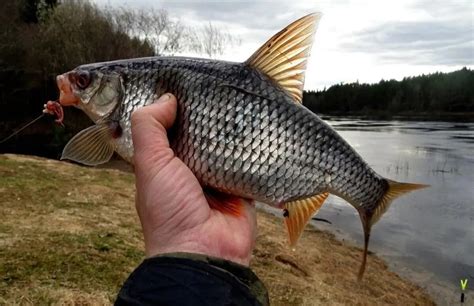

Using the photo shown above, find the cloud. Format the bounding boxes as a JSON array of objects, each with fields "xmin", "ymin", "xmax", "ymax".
[
  {"xmin": 94, "ymin": 0, "xmax": 317, "ymax": 30},
  {"xmin": 340, "ymin": 0, "xmax": 473, "ymax": 66},
  {"xmin": 410, "ymin": 0, "xmax": 473, "ymax": 18},
  {"xmin": 92, "ymin": 0, "xmax": 318, "ymax": 55},
  {"xmin": 91, "ymin": 0, "xmax": 473, "ymax": 88},
  {"xmin": 160, "ymin": 1, "xmax": 308, "ymax": 29}
]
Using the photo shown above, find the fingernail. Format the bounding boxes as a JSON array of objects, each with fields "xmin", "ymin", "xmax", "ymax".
[{"xmin": 157, "ymin": 94, "xmax": 170, "ymax": 104}]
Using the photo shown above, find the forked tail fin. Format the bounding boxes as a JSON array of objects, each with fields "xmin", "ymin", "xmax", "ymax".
[{"xmin": 357, "ymin": 179, "xmax": 429, "ymax": 280}]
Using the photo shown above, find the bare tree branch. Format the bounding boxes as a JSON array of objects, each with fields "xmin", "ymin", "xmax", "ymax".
[
  {"xmin": 189, "ymin": 22, "xmax": 241, "ymax": 58},
  {"xmin": 108, "ymin": 7, "xmax": 240, "ymax": 58}
]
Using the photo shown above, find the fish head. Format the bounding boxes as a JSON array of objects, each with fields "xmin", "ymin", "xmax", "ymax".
[{"xmin": 56, "ymin": 67, "xmax": 122, "ymax": 120}]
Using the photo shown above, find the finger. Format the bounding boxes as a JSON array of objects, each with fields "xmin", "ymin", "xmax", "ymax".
[
  {"xmin": 131, "ymin": 93, "xmax": 177, "ymax": 150},
  {"xmin": 131, "ymin": 94, "xmax": 177, "ymax": 172}
]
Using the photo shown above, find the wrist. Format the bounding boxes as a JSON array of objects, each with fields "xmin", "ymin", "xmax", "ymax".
[{"xmin": 144, "ymin": 230, "xmax": 252, "ymax": 266}]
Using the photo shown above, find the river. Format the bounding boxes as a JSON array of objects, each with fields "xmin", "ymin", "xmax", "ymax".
[{"xmin": 309, "ymin": 118, "xmax": 474, "ymax": 305}]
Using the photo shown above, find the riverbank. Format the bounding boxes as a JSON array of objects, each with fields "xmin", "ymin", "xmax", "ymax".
[{"xmin": 0, "ymin": 154, "xmax": 435, "ymax": 305}]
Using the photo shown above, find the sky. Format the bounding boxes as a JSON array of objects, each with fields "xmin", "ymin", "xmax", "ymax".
[{"xmin": 92, "ymin": 0, "xmax": 473, "ymax": 90}]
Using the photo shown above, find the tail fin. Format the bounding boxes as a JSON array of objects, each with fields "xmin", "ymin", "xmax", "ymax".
[{"xmin": 357, "ymin": 179, "xmax": 429, "ymax": 280}]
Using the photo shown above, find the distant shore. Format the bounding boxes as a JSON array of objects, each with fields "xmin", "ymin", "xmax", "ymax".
[{"xmin": 317, "ymin": 111, "xmax": 474, "ymax": 122}]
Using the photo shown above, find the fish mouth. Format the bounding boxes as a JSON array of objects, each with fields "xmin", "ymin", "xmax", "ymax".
[{"xmin": 56, "ymin": 73, "xmax": 79, "ymax": 106}]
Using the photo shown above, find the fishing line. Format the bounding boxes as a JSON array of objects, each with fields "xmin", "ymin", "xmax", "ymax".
[{"xmin": 0, "ymin": 114, "xmax": 46, "ymax": 144}]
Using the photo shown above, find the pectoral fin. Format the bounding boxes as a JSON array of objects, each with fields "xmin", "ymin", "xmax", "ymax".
[
  {"xmin": 283, "ymin": 192, "xmax": 329, "ymax": 246},
  {"xmin": 61, "ymin": 123, "xmax": 115, "ymax": 166}
]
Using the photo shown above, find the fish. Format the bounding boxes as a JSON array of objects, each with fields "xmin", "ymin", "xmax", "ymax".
[{"xmin": 50, "ymin": 13, "xmax": 428, "ymax": 279}]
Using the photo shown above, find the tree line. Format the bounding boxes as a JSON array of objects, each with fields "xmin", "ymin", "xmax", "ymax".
[
  {"xmin": 303, "ymin": 68, "xmax": 474, "ymax": 117},
  {"xmin": 0, "ymin": 0, "xmax": 237, "ymax": 157}
]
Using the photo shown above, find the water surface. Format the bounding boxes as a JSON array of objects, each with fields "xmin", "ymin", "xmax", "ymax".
[{"xmin": 312, "ymin": 119, "xmax": 474, "ymax": 305}]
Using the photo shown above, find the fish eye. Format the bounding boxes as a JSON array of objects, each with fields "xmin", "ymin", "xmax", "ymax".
[{"xmin": 75, "ymin": 71, "xmax": 91, "ymax": 89}]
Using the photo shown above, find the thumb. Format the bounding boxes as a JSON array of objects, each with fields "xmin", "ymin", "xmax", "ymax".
[{"xmin": 131, "ymin": 94, "xmax": 177, "ymax": 173}]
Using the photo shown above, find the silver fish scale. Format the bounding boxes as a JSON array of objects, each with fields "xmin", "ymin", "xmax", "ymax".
[{"xmin": 81, "ymin": 57, "xmax": 387, "ymax": 213}]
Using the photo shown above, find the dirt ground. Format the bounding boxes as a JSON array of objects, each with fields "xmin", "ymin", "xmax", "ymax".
[{"xmin": 0, "ymin": 154, "xmax": 435, "ymax": 305}]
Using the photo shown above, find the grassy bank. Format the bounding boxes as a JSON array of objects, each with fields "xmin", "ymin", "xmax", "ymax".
[{"xmin": 0, "ymin": 154, "xmax": 435, "ymax": 305}]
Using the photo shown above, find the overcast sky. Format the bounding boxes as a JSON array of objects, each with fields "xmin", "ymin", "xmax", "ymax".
[{"xmin": 92, "ymin": 0, "xmax": 473, "ymax": 90}]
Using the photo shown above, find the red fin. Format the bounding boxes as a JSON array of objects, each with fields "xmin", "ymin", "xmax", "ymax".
[
  {"xmin": 204, "ymin": 188, "xmax": 243, "ymax": 217},
  {"xmin": 283, "ymin": 192, "xmax": 329, "ymax": 246}
]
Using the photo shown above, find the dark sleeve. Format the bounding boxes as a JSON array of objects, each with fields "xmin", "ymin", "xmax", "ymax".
[{"xmin": 115, "ymin": 252, "xmax": 269, "ymax": 306}]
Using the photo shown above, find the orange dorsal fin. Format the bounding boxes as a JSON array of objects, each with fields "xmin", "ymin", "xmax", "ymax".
[
  {"xmin": 246, "ymin": 13, "xmax": 321, "ymax": 103},
  {"xmin": 204, "ymin": 188, "xmax": 243, "ymax": 217},
  {"xmin": 283, "ymin": 192, "xmax": 329, "ymax": 246}
]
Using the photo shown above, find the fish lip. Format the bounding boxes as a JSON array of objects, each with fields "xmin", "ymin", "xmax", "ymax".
[{"xmin": 56, "ymin": 73, "xmax": 79, "ymax": 106}]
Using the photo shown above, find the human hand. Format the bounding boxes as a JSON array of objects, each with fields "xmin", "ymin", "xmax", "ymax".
[{"xmin": 131, "ymin": 94, "xmax": 257, "ymax": 266}]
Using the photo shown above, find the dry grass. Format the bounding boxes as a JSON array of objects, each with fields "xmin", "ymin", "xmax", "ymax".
[
  {"xmin": 253, "ymin": 212, "xmax": 435, "ymax": 305},
  {"xmin": 0, "ymin": 154, "xmax": 435, "ymax": 305}
]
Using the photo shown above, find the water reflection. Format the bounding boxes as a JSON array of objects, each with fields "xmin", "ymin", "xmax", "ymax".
[{"xmin": 312, "ymin": 118, "xmax": 474, "ymax": 305}]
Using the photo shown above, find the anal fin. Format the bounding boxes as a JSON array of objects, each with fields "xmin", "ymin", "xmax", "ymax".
[
  {"xmin": 284, "ymin": 192, "xmax": 329, "ymax": 246},
  {"xmin": 204, "ymin": 188, "xmax": 244, "ymax": 217}
]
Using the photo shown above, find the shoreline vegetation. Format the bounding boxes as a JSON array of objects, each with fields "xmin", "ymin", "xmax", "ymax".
[
  {"xmin": 0, "ymin": 154, "xmax": 435, "ymax": 305},
  {"xmin": 304, "ymin": 68, "xmax": 473, "ymax": 120},
  {"xmin": 0, "ymin": 0, "xmax": 238, "ymax": 158}
]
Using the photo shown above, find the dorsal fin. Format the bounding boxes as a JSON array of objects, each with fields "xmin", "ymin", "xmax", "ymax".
[{"xmin": 246, "ymin": 13, "xmax": 321, "ymax": 103}]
